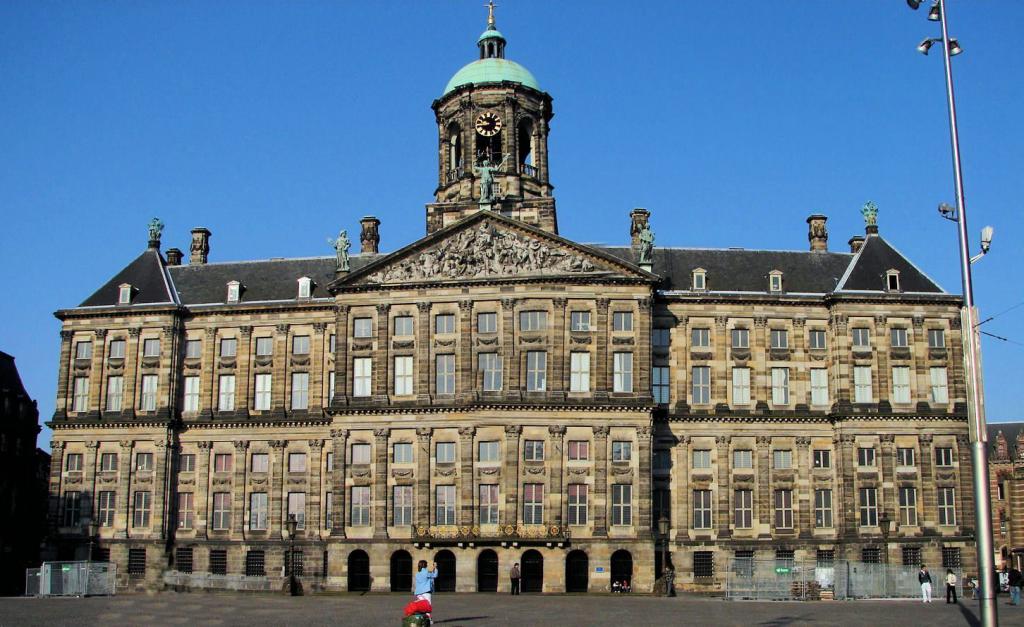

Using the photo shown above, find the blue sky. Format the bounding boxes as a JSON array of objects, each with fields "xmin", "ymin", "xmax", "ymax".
[{"xmin": 2, "ymin": 1, "xmax": 1022, "ymax": 447}]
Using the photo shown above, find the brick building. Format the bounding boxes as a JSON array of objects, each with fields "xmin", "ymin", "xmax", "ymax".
[
  {"xmin": 989, "ymin": 422, "xmax": 1024, "ymax": 571},
  {"xmin": 46, "ymin": 10, "xmax": 976, "ymax": 593}
]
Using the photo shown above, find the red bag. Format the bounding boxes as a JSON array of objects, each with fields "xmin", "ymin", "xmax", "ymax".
[{"xmin": 403, "ymin": 599, "xmax": 432, "ymax": 617}]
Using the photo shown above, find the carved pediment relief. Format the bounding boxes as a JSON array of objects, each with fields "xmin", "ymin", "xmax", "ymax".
[
  {"xmin": 436, "ymin": 466, "xmax": 458, "ymax": 477},
  {"xmin": 567, "ymin": 467, "xmax": 589, "ymax": 476},
  {"xmin": 477, "ymin": 466, "xmax": 500, "ymax": 476}
]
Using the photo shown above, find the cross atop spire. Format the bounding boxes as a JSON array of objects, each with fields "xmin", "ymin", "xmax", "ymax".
[{"xmin": 485, "ymin": 1, "xmax": 497, "ymax": 29}]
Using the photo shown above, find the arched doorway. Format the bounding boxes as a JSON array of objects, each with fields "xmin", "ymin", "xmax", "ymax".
[
  {"xmin": 565, "ymin": 550, "xmax": 589, "ymax": 593},
  {"xmin": 477, "ymin": 549, "xmax": 499, "ymax": 592},
  {"xmin": 610, "ymin": 550, "xmax": 633, "ymax": 589},
  {"xmin": 434, "ymin": 550, "xmax": 456, "ymax": 592},
  {"xmin": 390, "ymin": 550, "xmax": 412, "ymax": 592},
  {"xmin": 347, "ymin": 550, "xmax": 370, "ymax": 592},
  {"xmin": 521, "ymin": 549, "xmax": 543, "ymax": 593}
]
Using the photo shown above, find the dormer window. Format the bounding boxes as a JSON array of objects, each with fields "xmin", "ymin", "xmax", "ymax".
[
  {"xmin": 692, "ymin": 268, "xmax": 707, "ymax": 291},
  {"xmin": 226, "ymin": 281, "xmax": 241, "ymax": 303},
  {"xmin": 297, "ymin": 277, "xmax": 312, "ymax": 299},
  {"xmin": 769, "ymin": 270, "xmax": 783, "ymax": 293},
  {"xmin": 885, "ymin": 269, "xmax": 901, "ymax": 292},
  {"xmin": 118, "ymin": 283, "xmax": 133, "ymax": 305}
]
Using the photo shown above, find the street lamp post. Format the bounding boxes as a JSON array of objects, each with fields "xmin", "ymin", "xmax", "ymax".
[
  {"xmin": 657, "ymin": 514, "xmax": 671, "ymax": 597},
  {"xmin": 880, "ymin": 511, "xmax": 892, "ymax": 598},
  {"xmin": 86, "ymin": 521, "xmax": 98, "ymax": 562},
  {"xmin": 286, "ymin": 514, "xmax": 298, "ymax": 597}
]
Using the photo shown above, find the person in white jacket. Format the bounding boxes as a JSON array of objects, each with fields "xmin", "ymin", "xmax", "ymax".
[{"xmin": 945, "ymin": 569, "xmax": 958, "ymax": 604}]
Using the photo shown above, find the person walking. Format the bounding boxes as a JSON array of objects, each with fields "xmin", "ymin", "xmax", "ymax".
[
  {"xmin": 945, "ymin": 569, "xmax": 958, "ymax": 604},
  {"xmin": 919, "ymin": 565, "xmax": 933, "ymax": 603},
  {"xmin": 510, "ymin": 562, "xmax": 521, "ymax": 595},
  {"xmin": 1009, "ymin": 565, "xmax": 1022, "ymax": 606}
]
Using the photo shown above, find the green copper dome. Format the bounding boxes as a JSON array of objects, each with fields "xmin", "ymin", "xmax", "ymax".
[
  {"xmin": 478, "ymin": 28, "xmax": 505, "ymax": 43},
  {"xmin": 443, "ymin": 58, "xmax": 540, "ymax": 97}
]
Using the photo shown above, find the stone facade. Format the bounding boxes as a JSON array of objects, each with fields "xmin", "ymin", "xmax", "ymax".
[{"xmin": 988, "ymin": 423, "xmax": 1024, "ymax": 571}]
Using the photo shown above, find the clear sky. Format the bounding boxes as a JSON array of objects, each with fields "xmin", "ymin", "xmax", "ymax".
[{"xmin": 2, "ymin": 1, "xmax": 1022, "ymax": 448}]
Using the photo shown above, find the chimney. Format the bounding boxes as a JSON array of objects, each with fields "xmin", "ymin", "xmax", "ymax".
[
  {"xmin": 807, "ymin": 214, "xmax": 828, "ymax": 252},
  {"xmin": 165, "ymin": 248, "xmax": 183, "ymax": 266},
  {"xmin": 629, "ymin": 208, "xmax": 650, "ymax": 247},
  {"xmin": 190, "ymin": 227, "xmax": 211, "ymax": 265},
  {"xmin": 849, "ymin": 235, "xmax": 865, "ymax": 254},
  {"xmin": 360, "ymin": 216, "xmax": 381, "ymax": 255}
]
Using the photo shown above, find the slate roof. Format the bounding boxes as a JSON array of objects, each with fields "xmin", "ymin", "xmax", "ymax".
[
  {"xmin": 989, "ymin": 422, "xmax": 1024, "ymax": 460},
  {"xmin": 79, "ymin": 248, "xmax": 176, "ymax": 307},
  {"xmin": 836, "ymin": 234, "xmax": 944, "ymax": 293}
]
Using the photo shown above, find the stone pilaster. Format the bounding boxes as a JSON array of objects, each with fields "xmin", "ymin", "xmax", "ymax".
[
  {"xmin": 330, "ymin": 429, "xmax": 348, "ymax": 536},
  {"xmin": 458, "ymin": 300, "xmax": 474, "ymax": 398},
  {"xmin": 231, "ymin": 440, "xmax": 248, "ymax": 540},
  {"xmin": 501, "ymin": 299, "xmax": 519, "ymax": 395},
  {"xmin": 236, "ymin": 326, "xmax": 252, "ymax": 416},
  {"xmin": 549, "ymin": 425, "xmax": 566, "ymax": 527},
  {"xmin": 416, "ymin": 428, "xmax": 432, "ymax": 529},
  {"xmin": 459, "ymin": 426, "xmax": 475, "ymax": 526},
  {"xmin": 796, "ymin": 436, "xmax": 812, "ymax": 536},
  {"xmin": 374, "ymin": 429, "xmax": 389, "ymax": 538},
  {"xmin": 756, "ymin": 435, "xmax": 771, "ymax": 537},
  {"xmin": 116, "ymin": 440, "xmax": 134, "ymax": 538},
  {"xmin": 88, "ymin": 329, "xmax": 107, "ymax": 417},
  {"xmin": 676, "ymin": 436, "xmax": 690, "ymax": 537},
  {"xmin": 716, "ymin": 435, "xmax": 731, "ymax": 537},
  {"xmin": 753, "ymin": 317, "xmax": 769, "ymax": 405},
  {"xmin": 195, "ymin": 441, "xmax": 212, "ymax": 539},
  {"xmin": 879, "ymin": 435, "xmax": 895, "ymax": 525},
  {"xmin": 153, "ymin": 438, "xmax": 170, "ymax": 538},
  {"xmin": 713, "ymin": 316, "xmax": 729, "ymax": 402},
  {"xmin": 414, "ymin": 303, "xmax": 429, "ymax": 398},
  {"xmin": 333, "ymin": 306, "xmax": 349, "ymax": 405},
  {"xmin": 200, "ymin": 327, "xmax": 217, "ymax": 418},
  {"xmin": 47, "ymin": 441, "xmax": 65, "ymax": 532},
  {"xmin": 308, "ymin": 439, "xmax": 323, "ymax": 535},
  {"xmin": 272, "ymin": 324, "xmax": 289, "ymax": 416},
  {"xmin": 919, "ymin": 434, "xmax": 935, "ymax": 529},
  {"xmin": 161, "ymin": 324, "xmax": 180, "ymax": 419},
  {"xmin": 637, "ymin": 426, "xmax": 653, "ymax": 532},
  {"xmin": 874, "ymin": 316, "xmax": 890, "ymax": 406},
  {"xmin": 54, "ymin": 331, "xmax": 73, "ymax": 419},
  {"xmin": 83, "ymin": 441, "xmax": 99, "ymax": 524},
  {"xmin": 838, "ymin": 434, "xmax": 857, "ymax": 537},
  {"xmin": 637, "ymin": 299, "xmax": 652, "ymax": 398},
  {"xmin": 592, "ymin": 425, "xmax": 609, "ymax": 536},
  {"xmin": 270, "ymin": 440, "xmax": 286, "ymax": 538},
  {"xmin": 122, "ymin": 328, "xmax": 142, "ymax": 419},
  {"xmin": 594, "ymin": 299, "xmax": 609, "ymax": 396},
  {"xmin": 956, "ymin": 434, "xmax": 974, "ymax": 533},
  {"xmin": 503, "ymin": 425, "xmax": 521, "ymax": 526},
  {"xmin": 550, "ymin": 298, "xmax": 567, "ymax": 393},
  {"xmin": 311, "ymin": 323, "xmax": 326, "ymax": 413}
]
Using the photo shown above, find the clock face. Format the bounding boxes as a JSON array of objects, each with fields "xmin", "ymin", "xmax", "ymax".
[{"xmin": 475, "ymin": 112, "xmax": 502, "ymax": 137}]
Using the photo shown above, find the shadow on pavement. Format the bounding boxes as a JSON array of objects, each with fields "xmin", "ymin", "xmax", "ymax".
[
  {"xmin": 433, "ymin": 617, "xmax": 491, "ymax": 624},
  {"xmin": 956, "ymin": 602, "xmax": 980, "ymax": 627}
]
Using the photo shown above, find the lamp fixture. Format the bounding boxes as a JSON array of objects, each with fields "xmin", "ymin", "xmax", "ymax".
[
  {"xmin": 928, "ymin": 2, "xmax": 941, "ymax": 21},
  {"xmin": 949, "ymin": 38, "xmax": 963, "ymax": 56},
  {"xmin": 918, "ymin": 38, "xmax": 936, "ymax": 55}
]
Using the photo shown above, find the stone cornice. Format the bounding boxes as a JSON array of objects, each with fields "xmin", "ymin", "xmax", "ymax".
[{"xmin": 328, "ymin": 402, "xmax": 654, "ymax": 416}]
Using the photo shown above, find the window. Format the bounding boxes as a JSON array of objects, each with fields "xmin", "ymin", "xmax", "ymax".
[
  {"xmin": 774, "ymin": 489, "xmax": 793, "ymax": 529},
  {"xmin": 852, "ymin": 328, "xmax": 871, "ymax": 349},
  {"xmin": 140, "ymin": 374, "xmax": 158, "ymax": 411},
  {"xmin": 185, "ymin": 339, "xmax": 202, "ymax": 359},
  {"xmin": 118, "ymin": 284, "xmax": 133, "ymax": 304},
  {"xmin": 220, "ymin": 338, "xmax": 237, "ymax": 357},
  {"xmin": 254, "ymin": 374, "xmax": 272, "ymax": 411},
  {"xmin": 523, "ymin": 483, "xmax": 544, "ymax": 524},
  {"xmin": 859, "ymin": 487, "xmax": 878, "ymax": 526},
  {"xmin": 733, "ymin": 449, "xmax": 753, "ymax": 469},
  {"xmin": 928, "ymin": 329, "xmax": 946, "ymax": 349},
  {"xmin": 938, "ymin": 488, "xmax": 956, "ymax": 525},
  {"xmin": 134, "ymin": 491, "xmax": 152, "ymax": 527},
  {"xmin": 692, "ymin": 449, "xmax": 712, "ymax": 470},
  {"xmin": 731, "ymin": 328, "xmax": 749, "ymax": 349},
  {"xmin": 886, "ymin": 271, "xmax": 901, "ymax": 292},
  {"xmin": 394, "ymin": 315, "xmax": 414, "ymax": 337},
  {"xmin": 813, "ymin": 449, "xmax": 831, "ymax": 469},
  {"xmin": 810, "ymin": 368, "xmax": 829, "ymax": 406},
  {"xmin": 435, "ymin": 485, "xmax": 456, "ymax": 525},
  {"xmin": 901, "ymin": 546, "xmax": 922, "ymax": 567},
  {"xmin": 734, "ymin": 489, "xmax": 753, "ymax": 529},
  {"xmin": 693, "ymin": 489, "xmax": 713, "ymax": 529},
  {"xmin": 213, "ymin": 453, "xmax": 232, "ymax": 473},
  {"xmin": 479, "ymin": 353, "xmax": 502, "ymax": 391},
  {"xmin": 76, "ymin": 341, "xmax": 93, "ymax": 360},
  {"xmin": 930, "ymin": 367, "xmax": 949, "ymax": 404},
  {"xmin": 570, "ymin": 311, "xmax": 591, "ymax": 332},
  {"xmin": 245, "ymin": 550, "xmax": 265, "ymax": 577},
  {"xmin": 436, "ymin": 442, "xmax": 456, "ymax": 464},
  {"xmin": 291, "ymin": 335, "xmax": 310, "ymax": 356},
  {"xmin": 694, "ymin": 552, "xmax": 714, "ymax": 579},
  {"xmin": 354, "ymin": 317, "xmax": 373, "ymax": 338},
  {"xmin": 568, "ymin": 440, "xmax": 589, "ymax": 461},
  {"xmin": 352, "ymin": 357, "xmax": 372, "ymax": 397},
  {"xmin": 935, "ymin": 447, "xmax": 954, "ymax": 467},
  {"xmin": 178, "ymin": 492, "xmax": 194, "ymax": 530},
  {"xmin": 66, "ymin": 453, "xmax": 83, "ymax": 471},
  {"xmin": 100, "ymin": 452, "xmax": 118, "ymax": 471},
  {"xmin": 942, "ymin": 547, "xmax": 961, "ymax": 569},
  {"xmin": 477, "ymin": 312, "xmax": 497, "ymax": 333},
  {"xmin": 290, "ymin": 372, "xmax": 309, "ymax": 410},
  {"xmin": 136, "ymin": 452, "xmax": 154, "ymax": 471},
  {"xmin": 570, "ymin": 352, "xmax": 591, "ymax": 393},
  {"xmin": 128, "ymin": 548, "xmax": 147, "ymax": 578},
  {"xmin": 814, "ymin": 489, "xmax": 833, "ymax": 528},
  {"xmin": 732, "ymin": 367, "xmax": 750, "ymax": 405},
  {"xmin": 351, "ymin": 443, "xmax": 371, "ymax": 465},
  {"xmin": 769, "ymin": 272, "xmax": 783, "ymax": 293},
  {"xmin": 476, "ymin": 484, "xmax": 499, "ymax": 525},
  {"xmin": 524, "ymin": 440, "xmax": 545, "ymax": 462},
  {"xmin": 478, "ymin": 440, "xmax": 500, "ymax": 463},
  {"xmin": 435, "ymin": 314, "xmax": 456, "ymax": 334},
  {"xmin": 612, "ymin": 441, "xmax": 632, "ymax": 462},
  {"xmin": 691, "ymin": 328, "xmax": 710, "ymax": 348},
  {"xmin": 182, "ymin": 376, "xmax": 200, "ymax": 412},
  {"xmin": 209, "ymin": 549, "xmax": 228, "ymax": 575},
  {"xmin": 613, "ymin": 352, "xmax": 633, "ymax": 393},
  {"xmin": 251, "ymin": 453, "xmax": 269, "ymax": 473},
  {"xmin": 691, "ymin": 366, "xmax": 710, "ymax": 404},
  {"xmin": 652, "ymin": 366, "xmax": 669, "ymax": 404},
  {"xmin": 771, "ymin": 368, "xmax": 789, "ymax": 405},
  {"xmin": 691, "ymin": 269, "xmax": 706, "ymax": 291},
  {"xmin": 352, "ymin": 486, "xmax": 371, "ymax": 526},
  {"xmin": 520, "ymin": 310, "xmax": 547, "ymax": 332},
  {"xmin": 612, "ymin": 484, "xmax": 633, "ymax": 526},
  {"xmin": 329, "ymin": 333, "xmax": 336, "ymax": 353},
  {"xmin": 72, "ymin": 377, "xmax": 90, "ymax": 412},
  {"xmin": 393, "ymin": 442, "xmax": 413, "ymax": 464},
  {"xmin": 770, "ymin": 329, "xmax": 788, "ymax": 350},
  {"xmin": 97, "ymin": 491, "xmax": 116, "ymax": 527},
  {"xmin": 857, "ymin": 447, "xmax": 876, "ymax": 467},
  {"xmin": 652, "ymin": 328, "xmax": 670, "ymax": 348},
  {"xmin": 394, "ymin": 486, "xmax": 413, "ymax": 526},
  {"xmin": 568, "ymin": 484, "xmax": 588, "ymax": 525},
  {"xmin": 328, "ymin": 371, "xmax": 336, "ymax": 403},
  {"xmin": 776, "ymin": 549, "xmax": 795, "ymax": 569},
  {"xmin": 297, "ymin": 276, "xmax": 311, "ymax": 298},
  {"xmin": 612, "ymin": 311, "xmax": 633, "ymax": 332},
  {"xmin": 864, "ymin": 547, "xmax": 882, "ymax": 563},
  {"xmin": 899, "ymin": 487, "xmax": 918, "ymax": 526},
  {"xmin": 109, "ymin": 339, "xmax": 126, "ymax": 359},
  {"xmin": 210, "ymin": 491, "xmax": 231, "ymax": 532},
  {"xmin": 142, "ymin": 338, "xmax": 162, "ymax": 357},
  {"xmin": 288, "ymin": 492, "xmax": 306, "ymax": 529},
  {"xmin": 809, "ymin": 329, "xmax": 827, "ymax": 350},
  {"xmin": 254, "ymin": 337, "xmax": 273, "ymax": 356},
  {"xmin": 217, "ymin": 375, "xmax": 235, "ymax": 411},
  {"xmin": 394, "ymin": 356, "xmax": 413, "ymax": 395},
  {"xmin": 896, "ymin": 447, "xmax": 916, "ymax": 467},
  {"xmin": 247, "ymin": 492, "xmax": 268, "ymax": 530},
  {"xmin": 326, "ymin": 452, "xmax": 334, "ymax": 470},
  {"xmin": 773, "ymin": 449, "xmax": 792, "ymax": 470},
  {"xmin": 62, "ymin": 491, "xmax": 81, "ymax": 527},
  {"xmin": 526, "ymin": 351, "xmax": 546, "ymax": 392},
  {"xmin": 226, "ymin": 281, "xmax": 241, "ymax": 303},
  {"xmin": 854, "ymin": 366, "xmax": 873, "ymax": 403},
  {"xmin": 891, "ymin": 328, "xmax": 908, "ymax": 348},
  {"xmin": 288, "ymin": 452, "xmax": 307, "ymax": 473},
  {"xmin": 892, "ymin": 366, "xmax": 911, "ymax": 404},
  {"xmin": 435, "ymin": 354, "xmax": 455, "ymax": 395}
]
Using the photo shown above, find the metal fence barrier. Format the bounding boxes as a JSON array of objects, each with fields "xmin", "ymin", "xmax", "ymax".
[
  {"xmin": 25, "ymin": 562, "xmax": 117, "ymax": 597},
  {"xmin": 163, "ymin": 571, "xmax": 279, "ymax": 592}
]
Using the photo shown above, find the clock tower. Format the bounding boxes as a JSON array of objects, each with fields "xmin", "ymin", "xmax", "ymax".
[{"xmin": 427, "ymin": 3, "xmax": 557, "ymax": 234}]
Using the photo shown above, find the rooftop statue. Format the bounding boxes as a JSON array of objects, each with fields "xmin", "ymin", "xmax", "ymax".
[
  {"xmin": 148, "ymin": 217, "xmax": 165, "ymax": 243},
  {"xmin": 861, "ymin": 201, "xmax": 879, "ymax": 227},
  {"xmin": 475, "ymin": 153, "xmax": 510, "ymax": 205},
  {"xmin": 328, "ymin": 230, "xmax": 351, "ymax": 272},
  {"xmin": 638, "ymin": 224, "xmax": 655, "ymax": 265}
]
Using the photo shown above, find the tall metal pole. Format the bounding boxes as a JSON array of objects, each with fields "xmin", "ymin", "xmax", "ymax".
[{"xmin": 936, "ymin": 1, "xmax": 997, "ymax": 624}]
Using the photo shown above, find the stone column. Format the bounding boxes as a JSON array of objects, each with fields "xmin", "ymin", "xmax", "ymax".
[
  {"xmin": 503, "ymin": 425, "xmax": 522, "ymax": 526},
  {"xmin": 311, "ymin": 323, "xmax": 327, "ymax": 414},
  {"xmin": 713, "ymin": 316, "xmax": 729, "ymax": 402},
  {"xmin": 756, "ymin": 435, "xmax": 771, "ymax": 537},
  {"xmin": 594, "ymin": 299, "xmax": 610, "ymax": 396},
  {"xmin": 415, "ymin": 427, "xmax": 432, "ymax": 529},
  {"xmin": 676, "ymin": 436, "xmax": 690, "ymax": 537},
  {"xmin": 637, "ymin": 299, "xmax": 653, "ymax": 398},
  {"xmin": 116, "ymin": 440, "xmax": 134, "ymax": 538},
  {"xmin": 838, "ymin": 434, "xmax": 858, "ymax": 537},
  {"xmin": 270, "ymin": 440, "xmax": 286, "ymax": 538},
  {"xmin": 122, "ymin": 328, "xmax": 142, "ymax": 419},
  {"xmin": 592, "ymin": 426, "xmax": 609, "ymax": 536},
  {"xmin": 374, "ymin": 429, "xmax": 389, "ymax": 538},
  {"xmin": 54, "ymin": 331, "xmax": 74, "ymax": 419},
  {"xmin": 200, "ymin": 327, "xmax": 217, "ymax": 419},
  {"xmin": 47, "ymin": 441, "xmax": 65, "ymax": 532},
  {"xmin": 919, "ymin": 434, "xmax": 935, "ymax": 530},
  {"xmin": 160, "ymin": 324, "xmax": 180, "ymax": 420},
  {"xmin": 373, "ymin": 304, "xmax": 391, "ymax": 399},
  {"xmin": 83, "ymin": 441, "xmax": 99, "ymax": 524},
  {"xmin": 874, "ymin": 316, "xmax": 890, "ymax": 406},
  {"xmin": 459, "ymin": 426, "xmax": 476, "ymax": 526},
  {"xmin": 880, "ymin": 435, "xmax": 895, "ymax": 526},
  {"xmin": 549, "ymin": 425, "xmax": 566, "ymax": 527},
  {"xmin": 195, "ymin": 441, "xmax": 212, "ymax": 539},
  {"xmin": 308, "ymin": 439, "xmax": 323, "ymax": 535},
  {"xmin": 458, "ymin": 300, "xmax": 474, "ymax": 399},
  {"xmin": 332, "ymin": 306, "xmax": 349, "ymax": 406},
  {"xmin": 231, "ymin": 440, "xmax": 248, "ymax": 540},
  {"xmin": 674, "ymin": 316, "xmax": 689, "ymax": 409},
  {"xmin": 236, "ymin": 326, "xmax": 253, "ymax": 416},
  {"xmin": 414, "ymin": 302, "xmax": 429, "ymax": 398},
  {"xmin": 753, "ymin": 317, "xmax": 769, "ymax": 405},
  {"xmin": 501, "ymin": 299, "xmax": 519, "ymax": 396},
  {"xmin": 716, "ymin": 435, "xmax": 731, "ymax": 538},
  {"xmin": 273, "ymin": 324, "xmax": 289, "ymax": 417},
  {"xmin": 637, "ymin": 426, "xmax": 653, "ymax": 532},
  {"xmin": 330, "ymin": 429, "xmax": 348, "ymax": 536},
  {"xmin": 89, "ymin": 329, "xmax": 107, "ymax": 417},
  {"xmin": 153, "ymin": 437, "xmax": 170, "ymax": 538},
  {"xmin": 956, "ymin": 434, "xmax": 974, "ymax": 534},
  {"xmin": 550, "ymin": 298, "xmax": 567, "ymax": 394},
  {"xmin": 796, "ymin": 436, "xmax": 812, "ymax": 537}
]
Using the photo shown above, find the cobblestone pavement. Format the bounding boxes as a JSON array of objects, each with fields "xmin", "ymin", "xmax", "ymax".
[{"xmin": 2, "ymin": 592, "xmax": 1018, "ymax": 626}]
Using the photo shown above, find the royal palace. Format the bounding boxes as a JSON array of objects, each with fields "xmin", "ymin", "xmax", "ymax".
[{"xmin": 46, "ymin": 10, "xmax": 977, "ymax": 594}]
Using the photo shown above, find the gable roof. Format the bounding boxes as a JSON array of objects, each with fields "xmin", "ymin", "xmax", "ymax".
[
  {"xmin": 836, "ymin": 234, "xmax": 945, "ymax": 293},
  {"xmin": 79, "ymin": 248, "xmax": 177, "ymax": 307}
]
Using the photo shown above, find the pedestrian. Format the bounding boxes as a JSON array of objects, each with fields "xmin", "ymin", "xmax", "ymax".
[
  {"xmin": 510, "ymin": 562, "xmax": 521, "ymax": 595},
  {"xmin": 414, "ymin": 560, "xmax": 438, "ymax": 608},
  {"xmin": 945, "ymin": 569, "xmax": 958, "ymax": 604},
  {"xmin": 919, "ymin": 565, "xmax": 933, "ymax": 603},
  {"xmin": 663, "ymin": 565, "xmax": 676, "ymax": 597},
  {"xmin": 1010, "ymin": 565, "xmax": 1023, "ymax": 606}
]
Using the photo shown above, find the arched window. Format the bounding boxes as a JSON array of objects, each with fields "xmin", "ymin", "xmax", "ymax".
[
  {"xmin": 448, "ymin": 123, "xmax": 463, "ymax": 178},
  {"xmin": 517, "ymin": 118, "xmax": 535, "ymax": 175}
]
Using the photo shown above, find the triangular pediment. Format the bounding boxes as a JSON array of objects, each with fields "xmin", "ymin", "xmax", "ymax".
[{"xmin": 333, "ymin": 211, "xmax": 654, "ymax": 289}]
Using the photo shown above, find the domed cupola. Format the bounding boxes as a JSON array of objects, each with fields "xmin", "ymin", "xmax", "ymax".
[{"xmin": 428, "ymin": 1, "xmax": 557, "ymax": 235}]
